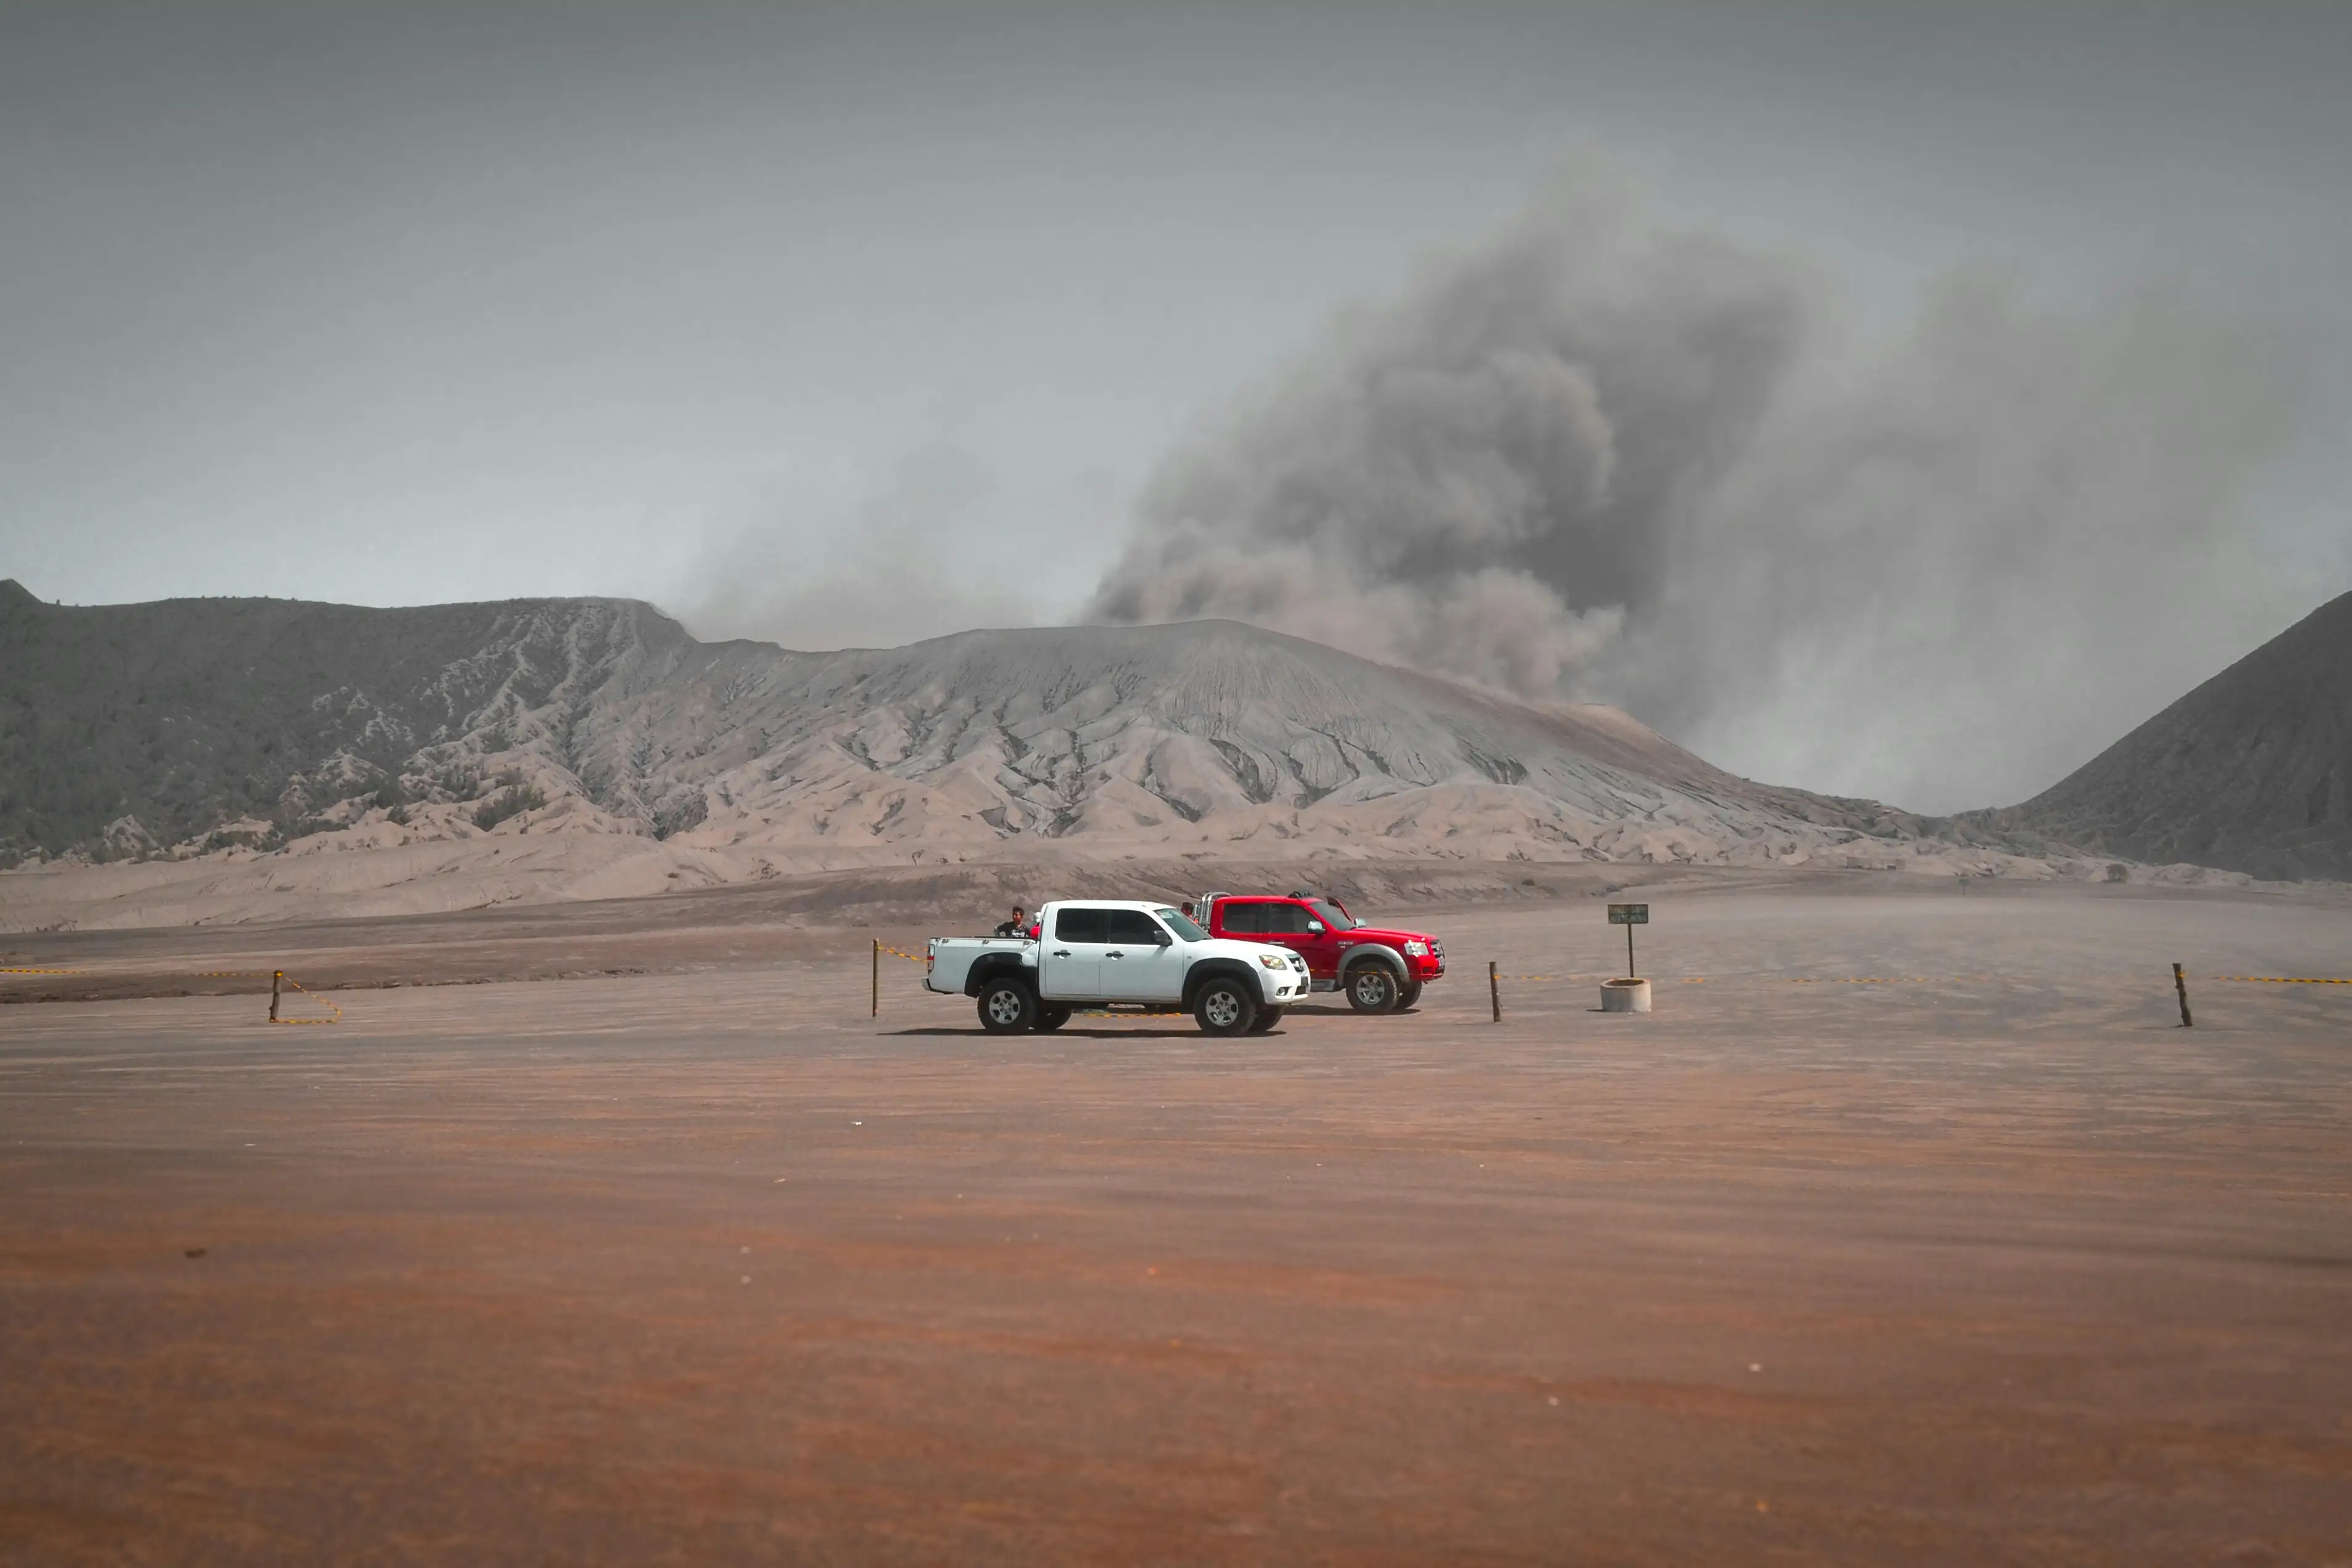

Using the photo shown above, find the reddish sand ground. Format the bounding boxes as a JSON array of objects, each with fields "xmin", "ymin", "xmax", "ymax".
[{"xmin": 4, "ymin": 879, "xmax": 2349, "ymax": 1564}]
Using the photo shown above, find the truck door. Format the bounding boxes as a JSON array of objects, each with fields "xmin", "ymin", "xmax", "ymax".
[
  {"xmin": 1266, "ymin": 899, "xmax": 1342, "ymax": 978},
  {"xmin": 1103, "ymin": 908, "xmax": 1184, "ymax": 1002},
  {"xmin": 1042, "ymin": 906, "xmax": 1110, "ymax": 999}
]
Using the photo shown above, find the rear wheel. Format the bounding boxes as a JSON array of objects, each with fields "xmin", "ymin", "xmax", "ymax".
[
  {"xmin": 1193, "ymin": 977, "xmax": 1257, "ymax": 1036},
  {"xmin": 1033, "ymin": 1004, "xmax": 1072, "ymax": 1033},
  {"xmin": 1396, "ymin": 981, "xmax": 1423, "ymax": 1012},
  {"xmin": 1346, "ymin": 965, "xmax": 1399, "ymax": 1014},
  {"xmin": 1247, "ymin": 1006, "xmax": 1283, "ymax": 1034},
  {"xmin": 976, "ymin": 978, "xmax": 1037, "ymax": 1034}
]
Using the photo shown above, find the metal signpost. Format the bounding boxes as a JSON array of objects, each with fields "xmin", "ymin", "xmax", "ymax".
[{"xmin": 1607, "ymin": 903, "xmax": 1648, "ymax": 977}]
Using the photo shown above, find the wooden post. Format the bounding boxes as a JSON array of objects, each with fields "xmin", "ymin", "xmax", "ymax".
[
  {"xmin": 270, "ymin": 970, "xmax": 282, "ymax": 1023},
  {"xmin": 872, "ymin": 940, "xmax": 879, "ymax": 1018},
  {"xmin": 1626, "ymin": 921, "xmax": 1636, "ymax": 978},
  {"xmin": 2173, "ymin": 962, "xmax": 2192, "ymax": 1028},
  {"xmin": 1488, "ymin": 961, "xmax": 1501, "ymax": 1023}
]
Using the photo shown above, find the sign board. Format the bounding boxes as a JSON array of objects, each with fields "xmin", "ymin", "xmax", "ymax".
[{"xmin": 1607, "ymin": 903, "xmax": 1649, "ymax": 925}]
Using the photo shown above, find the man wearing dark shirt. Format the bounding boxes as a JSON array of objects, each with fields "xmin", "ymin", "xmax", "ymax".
[{"xmin": 993, "ymin": 906, "xmax": 1027, "ymax": 937}]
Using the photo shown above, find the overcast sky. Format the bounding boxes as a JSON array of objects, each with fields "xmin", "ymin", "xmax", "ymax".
[{"xmin": 3, "ymin": 1, "xmax": 2347, "ymax": 810}]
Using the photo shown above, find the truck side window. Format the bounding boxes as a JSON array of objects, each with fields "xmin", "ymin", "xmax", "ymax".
[
  {"xmin": 1104, "ymin": 910, "xmax": 1163, "ymax": 944},
  {"xmin": 1221, "ymin": 901, "xmax": 1264, "ymax": 935},
  {"xmin": 1265, "ymin": 902, "xmax": 1315, "ymax": 935},
  {"xmin": 1053, "ymin": 907, "xmax": 1109, "ymax": 942}
]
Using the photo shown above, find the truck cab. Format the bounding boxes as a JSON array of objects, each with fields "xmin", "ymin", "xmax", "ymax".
[{"xmin": 1194, "ymin": 891, "xmax": 1444, "ymax": 1014}]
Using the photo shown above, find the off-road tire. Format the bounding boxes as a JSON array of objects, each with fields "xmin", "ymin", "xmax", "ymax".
[
  {"xmin": 977, "ymin": 978, "xmax": 1038, "ymax": 1034},
  {"xmin": 1346, "ymin": 965, "xmax": 1400, "ymax": 1015},
  {"xmin": 1033, "ymin": 1004, "xmax": 1073, "ymax": 1033},
  {"xmin": 1193, "ymin": 978, "xmax": 1257, "ymax": 1037},
  {"xmin": 1396, "ymin": 981, "xmax": 1423, "ymax": 1012},
  {"xmin": 1247, "ymin": 1006, "xmax": 1284, "ymax": 1034}
]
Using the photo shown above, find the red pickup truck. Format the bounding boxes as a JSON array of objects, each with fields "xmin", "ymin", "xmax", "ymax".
[{"xmin": 1192, "ymin": 890, "xmax": 1445, "ymax": 1014}]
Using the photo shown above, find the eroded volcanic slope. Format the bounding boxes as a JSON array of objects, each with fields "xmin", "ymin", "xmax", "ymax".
[
  {"xmin": 1972, "ymin": 590, "xmax": 2352, "ymax": 881},
  {"xmin": 1, "ymin": 580, "xmax": 1991, "ymax": 877},
  {"xmin": 0, "ymin": 579, "xmax": 706, "ymax": 858}
]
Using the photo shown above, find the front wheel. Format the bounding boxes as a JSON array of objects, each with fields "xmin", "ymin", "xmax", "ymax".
[
  {"xmin": 1033, "ymin": 1004, "xmax": 1072, "ymax": 1033},
  {"xmin": 1193, "ymin": 978, "xmax": 1257, "ymax": 1036},
  {"xmin": 1247, "ymin": 1006, "xmax": 1283, "ymax": 1034},
  {"xmin": 976, "ymin": 978, "xmax": 1037, "ymax": 1034},
  {"xmin": 1396, "ymin": 981, "xmax": 1423, "ymax": 1012},
  {"xmin": 1346, "ymin": 965, "xmax": 1399, "ymax": 1014}
]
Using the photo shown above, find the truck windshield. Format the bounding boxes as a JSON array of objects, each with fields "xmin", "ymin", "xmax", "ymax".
[
  {"xmin": 1309, "ymin": 899, "xmax": 1357, "ymax": 931},
  {"xmin": 1155, "ymin": 907, "xmax": 1208, "ymax": 941}
]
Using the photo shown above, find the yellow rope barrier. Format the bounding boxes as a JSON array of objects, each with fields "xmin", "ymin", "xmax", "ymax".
[
  {"xmin": 267, "ymin": 973, "xmax": 341, "ymax": 1025},
  {"xmin": 3, "ymin": 968, "xmax": 279, "ymax": 979},
  {"xmin": 2, "ymin": 965, "xmax": 346, "ymax": 1023},
  {"xmin": 1484, "ymin": 972, "xmax": 2348, "ymax": 986},
  {"xmin": 2214, "ymin": 976, "xmax": 2352, "ymax": 985}
]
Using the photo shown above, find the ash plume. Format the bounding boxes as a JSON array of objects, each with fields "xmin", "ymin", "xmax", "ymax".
[
  {"xmin": 1084, "ymin": 172, "xmax": 2310, "ymax": 811},
  {"xmin": 691, "ymin": 444, "xmax": 1036, "ymax": 652}
]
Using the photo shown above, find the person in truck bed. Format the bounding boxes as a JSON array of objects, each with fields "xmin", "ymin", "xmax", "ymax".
[{"xmin": 992, "ymin": 906, "xmax": 1026, "ymax": 937}]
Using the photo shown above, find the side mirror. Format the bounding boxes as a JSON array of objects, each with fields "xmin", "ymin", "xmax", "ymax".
[
  {"xmin": 1154, "ymin": 931, "xmax": 1173, "ymax": 947},
  {"xmin": 1306, "ymin": 920, "xmax": 1324, "ymax": 933}
]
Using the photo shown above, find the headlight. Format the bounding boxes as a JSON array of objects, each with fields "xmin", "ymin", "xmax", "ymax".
[
  {"xmin": 1257, "ymin": 954, "xmax": 1288, "ymax": 970},
  {"xmin": 1402, "ymin": 940, "xmax": 1428, "ymax": 956}
]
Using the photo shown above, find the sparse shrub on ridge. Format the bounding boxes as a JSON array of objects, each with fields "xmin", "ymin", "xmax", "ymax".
[
  {"xmin": 473, "ymin": 784, "xmax": 546, "ymax": 832},
  {"xmin": 651, "ymin": 794, "xmax": 707, "ymax": 841}
]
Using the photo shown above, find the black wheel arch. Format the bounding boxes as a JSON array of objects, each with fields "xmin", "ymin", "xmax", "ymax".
[
  {"xmin": 1182, "ymin": 957, "xmax": 1262, "ymax": 1009},
  {"xmin": 963, "ymin": 951, "xmax": 1035, "ymax": 997}
]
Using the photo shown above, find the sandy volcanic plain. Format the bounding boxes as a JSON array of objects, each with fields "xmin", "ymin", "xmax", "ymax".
[{"xmin": 4, "ymin": 871, "xmax": 2350, "ymax": 1566}]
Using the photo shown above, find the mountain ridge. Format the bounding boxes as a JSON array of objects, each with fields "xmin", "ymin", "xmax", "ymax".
[
  {"xmin": 1969, "ymin": 590, "xmax": 2352, "ymax": 880},
  {"xmin": 0, "ymin": 582, "xmax": 1974, "ymax": 869},
  {"xmin": 5, "ymin": 582, "xmax": 2166, "ymax": 937}
]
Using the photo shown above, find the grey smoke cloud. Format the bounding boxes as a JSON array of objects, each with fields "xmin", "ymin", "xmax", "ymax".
[
  {"xmin": 692, "ymin": 445, "xmax": 1033, "ymax": 652},
  {"xmin": 1085, "ymin": 172, "xmax": 2311, "ymax": 811},
  {"xmin": 689, "ymin": 442, "xmax": 1125, "ymax": 652}
]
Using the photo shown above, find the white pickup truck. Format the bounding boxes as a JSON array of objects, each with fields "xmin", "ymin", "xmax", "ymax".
[{"xmin": 925, "ymin": 899, "xmax": 1311, "ymax": 1036}]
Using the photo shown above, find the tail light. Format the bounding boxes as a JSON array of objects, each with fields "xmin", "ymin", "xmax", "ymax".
[{"xmin": 926, "ymin": 940, "xmax": 935, "ymax": 975}]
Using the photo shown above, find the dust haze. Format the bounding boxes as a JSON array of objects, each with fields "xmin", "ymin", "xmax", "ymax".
[
  {"xmin": 691, "ymin": 445, "xmax": 1033, "ymax": 653},
  {"xmin": 1085, "ymin": 171, "xmax": 2313, "ymax": 813}
]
